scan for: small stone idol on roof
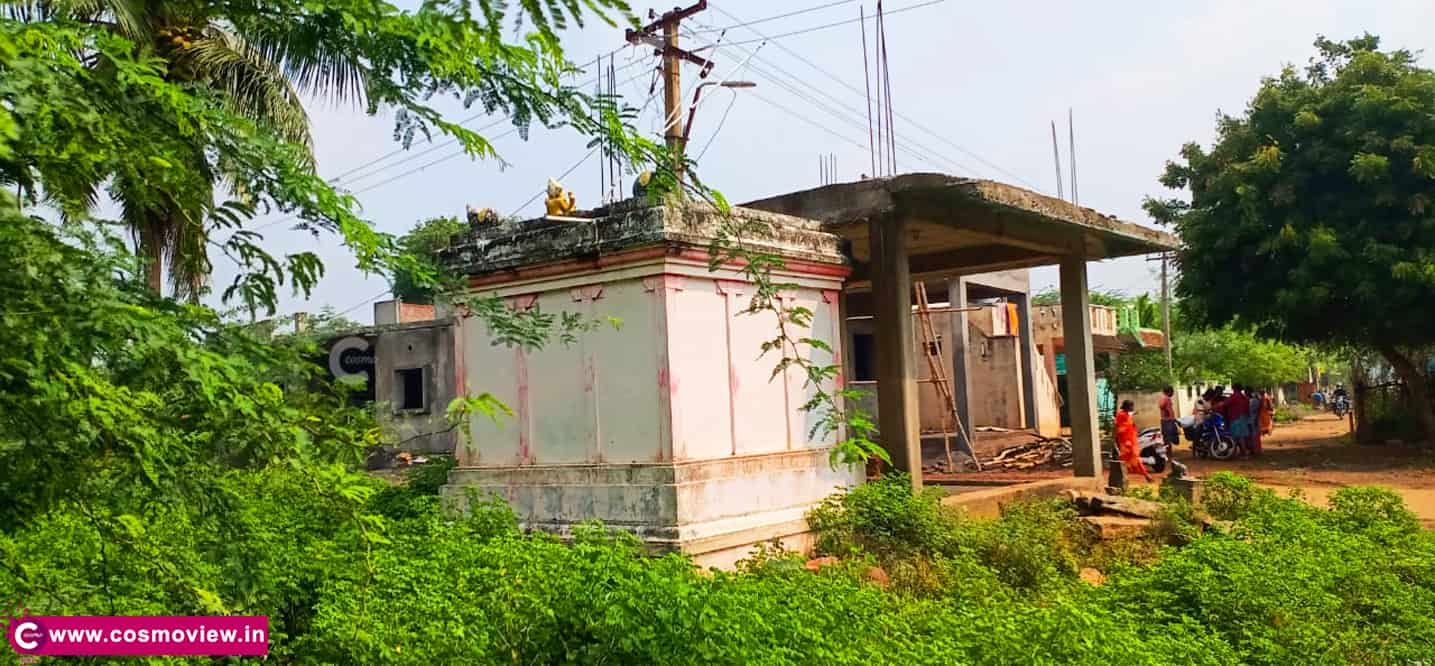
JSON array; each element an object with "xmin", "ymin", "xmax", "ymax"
[{"xmin": 545, "ymin": 178, "xmax": 576, "ymax": 216}]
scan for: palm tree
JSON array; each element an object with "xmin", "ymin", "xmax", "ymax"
[{"xmin": 4, "ymin": 0, "xmax": 362, "ymax": 298}]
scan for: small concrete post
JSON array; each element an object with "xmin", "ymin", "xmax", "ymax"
[
  {"xmin": 870, "ymin": 214, "xmax": 922, "ymax": 490},
  {"xmin": 1163, "ymin": 476, "xmax": 1204, "ymax": 505},
  {"xmin": 1059, "ymin": 256, "xmax": 1102, "ymax": 477},
  {"xmin": 946, "ymin": 278, "xmax": 974, "ymax": 450},
  {"xmin": 1107, "ymin": 460, "xmax": 1128, "ymax": 493}
]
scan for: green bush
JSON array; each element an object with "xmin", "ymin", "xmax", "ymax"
[
  {"xmin": 806, "ymin": 474, "xmax": 957, "ymax": 560},
  {"xmin": 963, "ymin": 500, "xmax": 1088, "ymax": 593},
  {"xmin": 1202, "ymin": 471, "xmax": 1276, "ymax": 520},
  {"xmin": 1273, "ymin": 404, "xmax": 1306, "ymax": 423},
  {"xmin": 1325, "ymin": 485, "xmax": 1421, "ymax": 538},
  {"xmin": 1100, "ymin": 492, "xmax": 1435, "ymax": 665},
  {"xmin": 368, "ymin": 456, "xmax": 459, "ymax": 522},
  {"xmin": 5, "ymin": 467, "xmax": 1433, "ymax": 664},
  {"xmin": 807, "ymin": 479, "xmax": 1092, "ymax": 595}
]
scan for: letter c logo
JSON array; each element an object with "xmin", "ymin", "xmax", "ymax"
[
  {"xmin": 13, "ymin": 620, "xmax": 39, "ymax": 651},
  {"xmin": 328, "ymin": 336, "xmax": 371, "ymax": 383}
]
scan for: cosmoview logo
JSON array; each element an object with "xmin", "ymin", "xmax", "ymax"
[
  {"xmin": 11, "ymin": 618, "xmax": 43, "ymax": 651},
  {"xmin": 328, "ymin": 336, "xmax": 373, "ymax": 385}
]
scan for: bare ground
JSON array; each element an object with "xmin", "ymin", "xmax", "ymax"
[
  {"xmin": 1179, "ymin": 413, "xmax": 1435, "ymax": 528},
  {"xmin": 925, "ymin": 414, "xmax": 1435, "ymax": 528}
]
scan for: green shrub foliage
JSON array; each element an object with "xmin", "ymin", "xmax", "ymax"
[{"xmin": 7, "ymin": 465, "xmax": 1435, "ymax": 663}]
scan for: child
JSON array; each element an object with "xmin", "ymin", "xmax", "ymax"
[{"xmin": 1115, "ymin": 399, "xmax": 1152, "ymax": 483}]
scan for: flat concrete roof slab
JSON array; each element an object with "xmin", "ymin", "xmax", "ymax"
[
  {"xmin": 440, "ymin": 199, "xmax": 846, "ymax": 279},
  {"xmin": 742, "ymin": 173, "xmax": 1178, "ymax": 283}
]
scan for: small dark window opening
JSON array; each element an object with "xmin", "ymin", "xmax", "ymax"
[
  {"xmin": 924, "ymin": 334, "xmax": 943, "ymax": 358},
  {"xmin": 852, "ymin": 333, "xmax": 876, "ymax": 381},
  {"xmin": 396, "ymin": 367, "xmax": 425, "ymax": 411}
]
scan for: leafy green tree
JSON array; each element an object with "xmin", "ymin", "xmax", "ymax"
[
  {"xmin": 1030, "ymin": 287, "xmax": 1131, "ymax": 307},
  {"xmin": 2, "ymin": 0, "xmax": 636, "ymax": 299},
  {"xmin": 391, "ymin": 215, "xmax": 466, "ymax": 304},
  {"xmin": 1175, "ymin": 327, "xmax": 1310, "ymax": 387},
  {"xmin": 1148, "ymin": 35, "xmax": 1435, "ymax": 440},
  {"xmin": 0, "ymin": 2, "xmax": 663, "ymax": 616},
  {"xmin": 2, "ymin": 0, "xmax": 348, "ymax": 296}
]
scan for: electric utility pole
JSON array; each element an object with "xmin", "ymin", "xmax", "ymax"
[{"xmin": 625, "ymin": 1, "xmax": 713, "ymax": 185}]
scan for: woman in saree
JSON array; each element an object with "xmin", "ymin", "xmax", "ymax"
[{"xmin": 1115, "ymin": 400, "xmax": 1152, "ymax": 482}]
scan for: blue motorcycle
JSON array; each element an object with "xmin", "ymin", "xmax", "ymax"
[{"xmin": 1182, "ymin": 413, "xmax": 1238, "ymax": 460}]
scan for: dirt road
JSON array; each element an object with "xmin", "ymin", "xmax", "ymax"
[
  {"xmin": 1178, "ymin": 413, "xmax": 1435, "ymax": 528},
  {"xmin": 929, "ymin": 414, "xmax": 1435, "ymax": 528}
]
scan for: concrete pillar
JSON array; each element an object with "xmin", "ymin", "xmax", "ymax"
[
  {"xmin": 946, "ymin": 278, "xmax": 973, "ymax": 448},
  {"xmin": 870, "ymin": 214, "xmax": 921, "ymax": 489},
  {"xmin": 1059, "ymin": 257, "xmax": 1102, "ymax": 477},
  {"xmin": 1013, "ymin": 293, "xmax": 1040, "ymax": 430}
]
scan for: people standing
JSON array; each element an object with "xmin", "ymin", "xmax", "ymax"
[
  {"xmin": 1159, "ymin": 385, "xmax": 1180, "ymax": 450},
  {"xmin": 1246, "ymin": 387, "xmax": 1264, "ymax": 457},
  {"xmin": 1259, "ymin": 390, "xmax": 1275, "ymax": 436},
  {"xmin": 1115, "ymin": 400, "xmax": 1152, "ymax": 483},
  {"xmin": 1223, "ymin": 383, "xmax": 1252, "ymax": 456},
  {"xmin": 1192, "ymin": 389, "xmax": 1213, "ymax": 425}
]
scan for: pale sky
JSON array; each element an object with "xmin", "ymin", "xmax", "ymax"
[{"xmin": 217, "ymin": 0, "xmax": 1435, "ymax": 323}]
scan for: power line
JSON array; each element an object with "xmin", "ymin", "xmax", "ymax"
[
  {"xmin": 337, "ymin": 117, "xmax": 510, "ymax": 186},
  {"xmin": 682, "ymin": 24, "xmax": 972, "ymax": 175},
  {"xmin": 327, "ymin": 47, "xmax": 649, "ymax": 184},
  {"xmin": 682, "ymin": 23, "xmax": 961, "ymax": 171},
  {"xmin": 748, "ymin": 91, "xmax": 868, "ymax": 151},
  {"xmin": 689, "ymin": 0, "xmax": 854, "ymax": 34},
  {"xmin": 709, "ymin": 1, "xmax": 1044, "ymax": 191},
  {"xmin": 699, "ymin": 0, "xmax": 946, "ymax": 48},
  {"xmin": 248, "ymin": 61, "xmax": 659, "ymax": 234},
  {"xmin": 339, "ymin": 288, "xmax": 392, "ymax": 317},
  {"xmin": 348, "ymin": 128, "xmax": 520, "ymax": 196},
  {"xmin": 695, "ymin": 92, "xmax": 739, "ymax": 161},
  {"xmin": 348, "ymin": 64, "xmax": 659, "ymax": 202}
]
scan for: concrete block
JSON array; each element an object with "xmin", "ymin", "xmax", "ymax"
[
  {"xmin": 1081, "ymin": 515, "xmax": 1150, "ymax": 540},
  {"xmin": 1163, "ymin": 476, "xmax": 1204, "ymax": 505},
  {"xmin": 940, "ymin": 476, "xmax": 1102, "ymax": 519}
]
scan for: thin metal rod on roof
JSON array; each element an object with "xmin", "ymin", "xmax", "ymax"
[
  {"xmin": 1068, "ymin": 107, "xmax": 1079, "ymax": 206},
  {"xmin": 866, "ymin": 3, "xmax": 878, "ymax": 175},
  {"xmin": 878, "ymin": 0, "xmax": 896, "ymax": 175},
  {"xmin": 1050, "ymin": 120, "xmax": 1065, "ymax": 201},
  {"xmin": 860, "ymin": 5, "xmax": 876, "ymax": 178},
  {"xmin": 596, "ymin": 54, "xmax": 604, "ymax": 202},
  {"xmin": 609, "ymin": 57, "xmax": 620, "ymax": 202}
]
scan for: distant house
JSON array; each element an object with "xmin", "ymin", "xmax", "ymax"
[
  {"xmin": 1030, "ymin": 302, "xmax": 1171, "ymax": 429},
  {"xmin": 313, "ymin": 299, "xmax": 459, "ymax": 454}
]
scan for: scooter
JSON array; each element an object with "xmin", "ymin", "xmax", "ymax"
[
  {"xmin": 1181, "ymin": 413, "xmax": 1238, "ymax": 460},
  {"xmin": 1135, "ymin": 427, "xmax": 1170, "ymax": 473}
]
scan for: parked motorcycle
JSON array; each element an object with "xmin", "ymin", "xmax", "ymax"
[
  {"xmin": 1135, "ymin": 427, "xmax": 1170, "ymax": 473},
  {"xmin": 1180, "ymin": 413, "xmax": 1237, "ymax": 460}
]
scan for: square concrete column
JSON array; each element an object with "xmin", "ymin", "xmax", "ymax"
[
  {"xmin": 1012, "ymin": 293, "xmax": 1040, "ymax": 430},
  {"xmin": 945, "ymin": 278, "xmax": 973, "ymax": 448},
  {"xmin": 1059, "ymin": 257, "xmax": 1102, "ymax": 477},
  {"xmin": 869, "ymin": 215, "xmax": 922, "ymax": 489}
]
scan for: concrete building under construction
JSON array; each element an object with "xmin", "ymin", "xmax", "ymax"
[{"xmin": 439, "ymin": 173, "xmax": 1176, "ymax": 566}]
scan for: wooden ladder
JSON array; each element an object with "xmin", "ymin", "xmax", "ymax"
[{"xmin": 913, "ymin": 281, "xmax": 982, "ymax": 472}]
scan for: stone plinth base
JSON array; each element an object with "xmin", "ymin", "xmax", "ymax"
[
  {"xmin": 1162, "ymin": 476, "xmax": 1204, "ymax": 505},
  {"xmin": 442, "ymin": 447, "xmax": 861, "ymax": 568}
]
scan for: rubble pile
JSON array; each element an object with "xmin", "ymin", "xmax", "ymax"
[{"xmin": 981, "ymin": 436, "xmax": 1074, "ymax": 470}]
